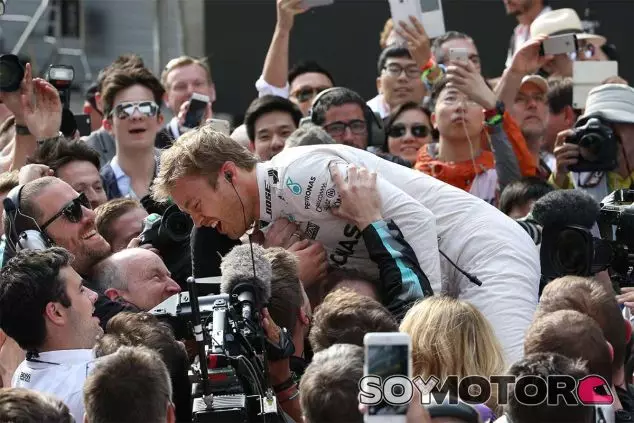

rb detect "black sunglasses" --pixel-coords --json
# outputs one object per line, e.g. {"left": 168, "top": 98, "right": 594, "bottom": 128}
{"left": 387, "top": 124, "right": 430, "bottom": 139}
{"left": 41, "top": 193, "right": 91, "bottom": 230}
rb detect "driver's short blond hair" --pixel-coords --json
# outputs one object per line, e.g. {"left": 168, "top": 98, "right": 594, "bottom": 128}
{"left": 151, "top": 125, "right": 257, "bottom": 203}
{"left": 161, "top": 56, "right": 212, "bottom": 89}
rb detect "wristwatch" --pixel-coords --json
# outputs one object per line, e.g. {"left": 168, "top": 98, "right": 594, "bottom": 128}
{"left": 15, "top": 124, "right": 31, "bottom": 136}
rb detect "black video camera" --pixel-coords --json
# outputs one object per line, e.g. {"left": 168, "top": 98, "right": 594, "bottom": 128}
{"left": 0, "top": 54, "right": 25, "bottom": 93}
{"left": 568, "top": 117, "right": 619, "bottom": 173}
{"left": 139, "top": 204, "right": 194, "bottom": 287}
{"left": 540, "top": 190, "right": 634, "bottom": 287}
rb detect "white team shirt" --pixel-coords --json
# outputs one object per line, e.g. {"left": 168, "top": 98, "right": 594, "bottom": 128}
{"left": 12, "top": 349, "right": 94, "bottom": 421}
{"left": 257, "top": 144, "right": 540, "bottom": 363}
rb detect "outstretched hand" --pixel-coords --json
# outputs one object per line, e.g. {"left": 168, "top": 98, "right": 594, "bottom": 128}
{"left": 21, "top": 64, "right": 62, "bottom": 139}
{"left": 394, "top": 16, "right": 431, "bottom": 68}
{"left": 510, "top": 35, "right": 554, "bottom": 75}
{"left": 329, "top": 163, "right": 382, "bottom": 231}
{"left": 276, "top": 0, "right": 308, "bottom": 32}
{"left": 446, "top": 60, "right": 497, "bottom": 110}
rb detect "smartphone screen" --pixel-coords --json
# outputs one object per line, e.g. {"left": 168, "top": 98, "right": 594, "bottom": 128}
{"left": 367, "top": 344, "right": 410, "bottom": 416}
{"left": 184, "top": 94, "right": 210, "bottom": 129}
{"left": 419, "top": 0, "right": 440, "bottom": 13}
{"left": 74, "top": 113, "right": 91, "bottom": 137}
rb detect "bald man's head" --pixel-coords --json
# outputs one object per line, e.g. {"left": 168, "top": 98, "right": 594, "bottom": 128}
{"left": 94, "top": 248, "right": 180, "bottom": 310}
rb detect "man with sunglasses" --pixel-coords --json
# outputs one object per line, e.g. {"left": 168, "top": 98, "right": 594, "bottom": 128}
{"left": 255, "top": 0, "right": 335, "bottom": 116}
{"left": 1, "top": 176, "right": 137, "bottom": 329}
{"left": 100, "top": 66, "right": 165, "bottom": 200}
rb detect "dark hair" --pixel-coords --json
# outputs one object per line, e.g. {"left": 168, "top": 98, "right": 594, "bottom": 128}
{"left": 431, "top": 31, "right": 473, "bottom": 65}
{"left": 288, "top": 60, "right": 335, "bottom": 88}
{"left": 0, "top": 247, "right": 72, "bottom": 351}
{"left": 547, "top": 77, "right": 575, "bottom": 115}
{"left": 310, "top": 87, "right": 367, "bottom": 126}
{"left": 525, "top": 309, "right": 613, "bottom": 385}
{"left": 429, "top": 77, "right": 450, "bottom": 111}
{"left": 323, "top": 267, "right": 379, "bottom": 297}
{"left": 539, "top": 275, "right": 626, "bottom": 375}
{"left": 507, "top": 353, "right": 592, "bottom": 423}
{"left": 244, "top": 95, "right": 303, "bottom": 142}
{"left": 29, "top": 136, "right": 101, "bottom": 174}
{"left": 309, "top": 288, "right": 398, "bottom": 353}
{"left": 101, "top": 66, "right": 165, "bottom": 117}
{"left": 498, "top": 177, "right": 554, "bottom": 216}
{"left": 377, "top": 45, "right": 413, "bottom": 75}
{"left": 94, "top": 198, "right": 144, "bottom": 247}
{"left": 84, "top": 346, "right": 172, "bottom": 423}
{"left": 384, "top": 101, "right": 434, "bottom": 149}
{"left": 97, "top": 54, "right": 146, "bottom": 92}
{"left": 94, "top": 312, "right": 191, "bottom": 422}
{"left": 0, "top": 388, "right": 73, "bottom": 423}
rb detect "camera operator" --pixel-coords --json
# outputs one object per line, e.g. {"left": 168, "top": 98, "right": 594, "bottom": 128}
{"left": 551, "top": 84, "right": 634, "bottom": 203}
{"left": 94, "top": 198, "right": 149, "bottom": 253}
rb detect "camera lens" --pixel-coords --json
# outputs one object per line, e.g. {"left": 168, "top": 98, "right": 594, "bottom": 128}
{"left": 163, "top": 211, "right": 193, "bottom": 242}
{"left": 0, "top": 55, "right": 25, "bottom": 93}
{"left": 578, "top": 133, "right": 604, "bottom": 162}
{"left": 554, "top": 228, "right": 590, "bottom": 275}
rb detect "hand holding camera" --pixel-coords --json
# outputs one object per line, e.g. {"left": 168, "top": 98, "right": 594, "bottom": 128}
{"left": 178, "top": 93, "right": 212, "bottom": 131}
{"left": 445, "top": 60, "right": 497, "bottom": 110}
{"left": 394, "top": 16, "right": 431, "bottom": 69}
{"left": 509, "top": 34, "right": 554, "bottom": 76}
{"left": 276, "top": 0, "right": 308, "bottom": 33}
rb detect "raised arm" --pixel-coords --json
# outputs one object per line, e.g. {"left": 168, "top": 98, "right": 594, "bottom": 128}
{"left": 257, "top": 0, "right": 307, "bottom": 97}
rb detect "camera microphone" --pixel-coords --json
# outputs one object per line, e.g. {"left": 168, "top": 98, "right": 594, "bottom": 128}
{"left": 220, "top": 243, "right": 272, "bottom": 321}
{"left": 532, "top": 189, "right": 600, "bottom": 229}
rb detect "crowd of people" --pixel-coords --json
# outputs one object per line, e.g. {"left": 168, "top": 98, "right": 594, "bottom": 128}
{"left": 0, "top": 0, "right": 633, "bottom": 422}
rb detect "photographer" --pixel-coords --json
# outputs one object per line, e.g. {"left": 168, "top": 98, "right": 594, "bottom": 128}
{"left": 551, "top": 84, "right": 634, "bottom": 202}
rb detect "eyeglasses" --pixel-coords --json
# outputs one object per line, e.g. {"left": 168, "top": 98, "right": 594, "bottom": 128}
{"left": 388, "top": 123, "right": 430, "bottom": 139}
{"left": 439, "top": 94, "right": 481, "bottom": 107}
{"left": 112, "top": 101, "right": 159, "bottom": 119}
{"left": 41, "top": 193, "right": 91, "bottom": 230}
{"left": 576, "top": 43, "right": 596, "bottom": 60}
{"left": 515, "top": 93, "right": 546, "bottom": 106}
{"left": 323, "top": 120, "right": 367, "bottom": 138}
{"left": 290, "top": 86, "right": 329, "bottom": 103}
{"left": 383, "top": 63, "right": 421, "bottom": 79}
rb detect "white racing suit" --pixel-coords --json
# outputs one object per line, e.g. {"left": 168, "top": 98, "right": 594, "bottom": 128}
{"left": 257, "top": 144, "right": 540, "bottom": 363}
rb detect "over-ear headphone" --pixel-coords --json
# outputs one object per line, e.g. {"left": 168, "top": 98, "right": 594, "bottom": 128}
{"left": 300, "top": 87, "right": 385, "bottom": 148}
{"left": 2, "top": 185, "right": 52, "bottom": 253}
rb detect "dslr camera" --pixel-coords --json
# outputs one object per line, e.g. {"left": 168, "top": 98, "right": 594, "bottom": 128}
{"left": 139, "top": 204, "right": 194, "bottom": 287}
{"left": 567, "top": 117, "right": 619, "bottom": 173}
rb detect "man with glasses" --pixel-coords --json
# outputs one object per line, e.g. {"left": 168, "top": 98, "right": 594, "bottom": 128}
{"left": 0, "top": 247, "right": 102, "bottom": 421}
{"left": 368, "top": 45, "right": 427, "bottom": 119}
{"left": 255, "top": 0, "right": 335, "bottom": 116}
{"left": 100, "top": 66, "right": 165, "bottom": 200}
{"left": 1, "top": 176, "right": 135, "bottom": 329}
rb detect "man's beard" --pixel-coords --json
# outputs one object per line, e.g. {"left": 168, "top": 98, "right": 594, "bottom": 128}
{"left": 509, "top": 0, "right": 534, "bottom": 17}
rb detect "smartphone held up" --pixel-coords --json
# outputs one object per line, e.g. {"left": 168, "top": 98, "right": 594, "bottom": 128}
{"left": 183, "top": 93, "right": 210, "bottom": 129}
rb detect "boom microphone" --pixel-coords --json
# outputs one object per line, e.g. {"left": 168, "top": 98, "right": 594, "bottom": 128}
{"left": 220, "top": 244, "right": 272, "bottom": 321}
{"left": 532, "top": 189, "right": 600, "bottom": 230}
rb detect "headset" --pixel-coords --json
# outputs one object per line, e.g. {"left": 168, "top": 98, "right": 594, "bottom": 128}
{"left": 299, "top": 87, "right": 385, "bottom": 148}
{"left": 2, "top": 185, "right": 52, "bottom": 252}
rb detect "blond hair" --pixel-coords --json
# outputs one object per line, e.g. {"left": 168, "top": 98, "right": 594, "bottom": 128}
{"left": 152, "top": 125, "right": 257, "bottom": 202}
{"left": 161, "top": 56, "right": 212, "bottom": 89}
{"left": 400, "top": 296, "right": 505, "bottom": 412}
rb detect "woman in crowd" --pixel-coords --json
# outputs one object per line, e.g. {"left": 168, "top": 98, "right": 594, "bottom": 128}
{"left": 400, "top": 296, "right": 506, "bottom": 419}
{"left": 414, "top": 61, "right": 522, "bottom": 205}
{"left": 383, "top": 102, "right": 434, "bottom": 166}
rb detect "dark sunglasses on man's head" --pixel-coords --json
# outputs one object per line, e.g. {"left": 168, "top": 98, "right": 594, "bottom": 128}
{"left": 112, "top": 101, "right": 159, "bottom": 120}
{"left": 387, "top": 123, "right": 430, "bottom": 139}
{"left": 291, "top": 86, "right": 329, "bottom": 103}
{"left": 41, "top": 193, "right": 91, "bottom": 230}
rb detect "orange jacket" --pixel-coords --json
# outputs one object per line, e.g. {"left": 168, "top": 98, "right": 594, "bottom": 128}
{"left": 492, "top": 112, "right": 537, "bottom": 177}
